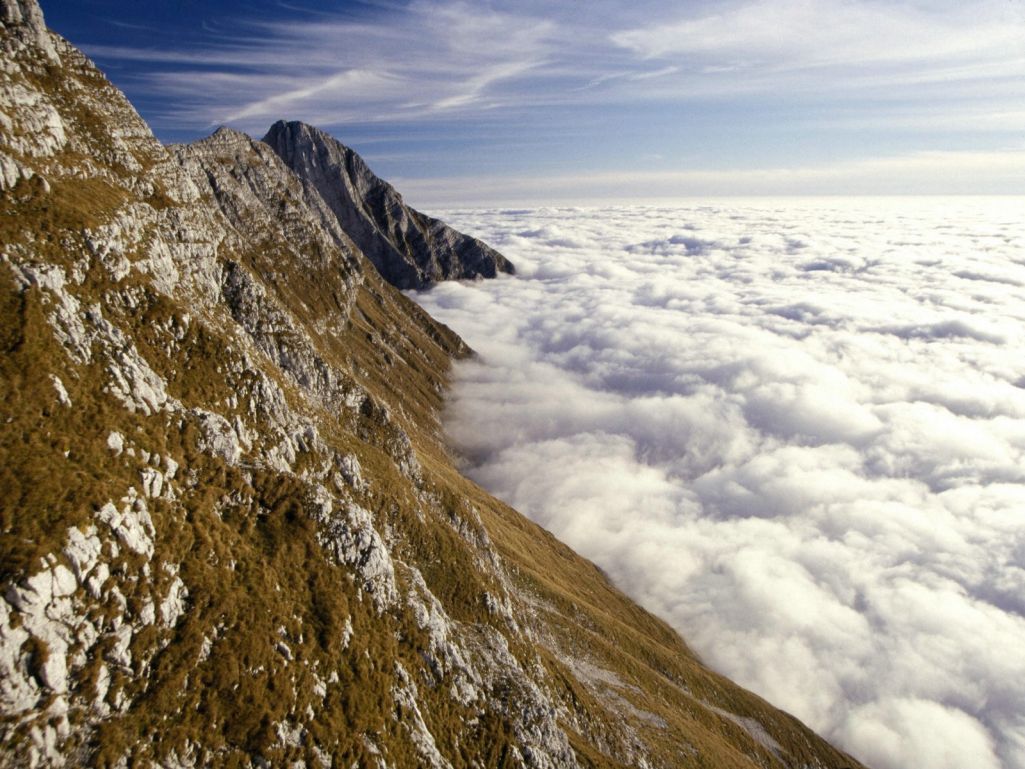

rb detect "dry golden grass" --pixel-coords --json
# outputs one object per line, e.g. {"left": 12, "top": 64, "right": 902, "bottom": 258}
{"left": 0, "top": 29, "right": 865, "bottom": 767}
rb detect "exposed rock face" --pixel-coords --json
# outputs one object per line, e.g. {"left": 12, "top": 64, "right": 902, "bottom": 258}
{"left": 0, "top": 0, "right": 54, "bottom": 60}
{"left": 263, "top": 120, "right": 515, "bottom": 289}
{"left": 0, "top": 2, "right": 867, "bottom": 768}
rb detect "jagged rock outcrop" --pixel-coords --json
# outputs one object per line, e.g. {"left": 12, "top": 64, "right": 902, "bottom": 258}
{"left": 263, "top": 120, "right": 515, "bottom": 289}
{"left": 0, "top": 0, "right": 53, "bottom": 60}
{"left": 1, "top": 2, "right": 867, "bottom": 768}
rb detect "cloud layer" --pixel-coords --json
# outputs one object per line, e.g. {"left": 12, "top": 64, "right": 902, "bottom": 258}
{"left": 411, "top": 198, "right": 1025, "bottom": 769}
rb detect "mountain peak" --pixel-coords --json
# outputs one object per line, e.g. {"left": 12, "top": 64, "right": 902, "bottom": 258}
{"left": 263, "top": 121, "right": 347, "bottom": 163}
{"left": 0, "top": 0, "right": 55, "bottom": 59}
{"left": 0, "top": 0, "right": 43, "bottom": 30}
{"left": 262, "top": 120, "right": 515, "bottom": 289}
{"left": 265, "top": 119, "right": 327, "bottom": 140}
{"left": 209, "top": 125, "right": 253, "bottom": 142}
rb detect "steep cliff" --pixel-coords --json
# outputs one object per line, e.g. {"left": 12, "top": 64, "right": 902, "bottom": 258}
{"left": 0, "top": 2, "right": 866, "bottom": 768}
{"left": 263, "top": 120, "right": 514, "bottom": 290}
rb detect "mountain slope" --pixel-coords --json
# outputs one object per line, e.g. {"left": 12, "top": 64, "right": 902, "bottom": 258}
{"left": 0, "top": 3, "right": 867, "bottom": 768}
{"left": 263, "top": 120, "right": 514, "bottom": 290}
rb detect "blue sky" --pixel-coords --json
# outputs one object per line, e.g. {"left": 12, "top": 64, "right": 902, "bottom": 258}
{"left": 45, "top": 0, "right": 1025, "bottom": 204}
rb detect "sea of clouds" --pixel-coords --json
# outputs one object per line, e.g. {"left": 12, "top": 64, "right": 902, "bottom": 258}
{"left": 411, "top": 198, "right": 1025, "bottom": 769}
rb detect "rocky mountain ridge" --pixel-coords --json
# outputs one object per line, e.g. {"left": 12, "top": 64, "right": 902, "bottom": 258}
{"left": 262, "top": 120, "right": 514, "bottom": 290}
{"left": 0, "top": 2, "right": 866, "bottom": 768}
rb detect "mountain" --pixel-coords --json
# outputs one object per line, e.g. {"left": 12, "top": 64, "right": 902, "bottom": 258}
{"left": 0, "top": 2, "right": 866, "bottom": 768}
{"left": 262, "top": 120, "right": 514, "bottom": 290}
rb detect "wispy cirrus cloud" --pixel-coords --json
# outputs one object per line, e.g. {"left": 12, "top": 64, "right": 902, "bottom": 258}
{"left": 65, "top": 0, "right": 1025, "bottom": 192}
{"left": 611, "top": 0, "right": 1025, "bottom": 74}
{"left": 91, "top": 1, "right": 561, "bottom": 133}
{"left": 86, "top": 0, "right": 1025, "bottom": 124}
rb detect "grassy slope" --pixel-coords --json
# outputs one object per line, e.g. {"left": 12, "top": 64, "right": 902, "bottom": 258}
{"left": 0, "top": 14, "right": 867, "bottom": 769}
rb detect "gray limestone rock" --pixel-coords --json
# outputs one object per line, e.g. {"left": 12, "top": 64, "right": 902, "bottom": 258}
{"left": 0, "top": 0, "right": 56, "bottom": 61}
{"left": 262, "top": 120, "right": 514, "bottom": 289}
{"left": 0, "top": 3, "right": 870, "bottom": 768}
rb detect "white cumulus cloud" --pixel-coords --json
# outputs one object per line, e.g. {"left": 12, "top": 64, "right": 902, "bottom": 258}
{"left": 410, "top": 197, "right": 1025, "bottom": 769}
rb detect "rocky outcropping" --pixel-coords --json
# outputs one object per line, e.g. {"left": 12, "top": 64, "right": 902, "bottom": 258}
{"left": 0, "top": 0, "right": 54, "bottom": 60}
{"left": 0, "top": 2, "right": 867, "bottom": 768}
{"left": 263, "top": 120, "right": 515, "bottom": 289}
